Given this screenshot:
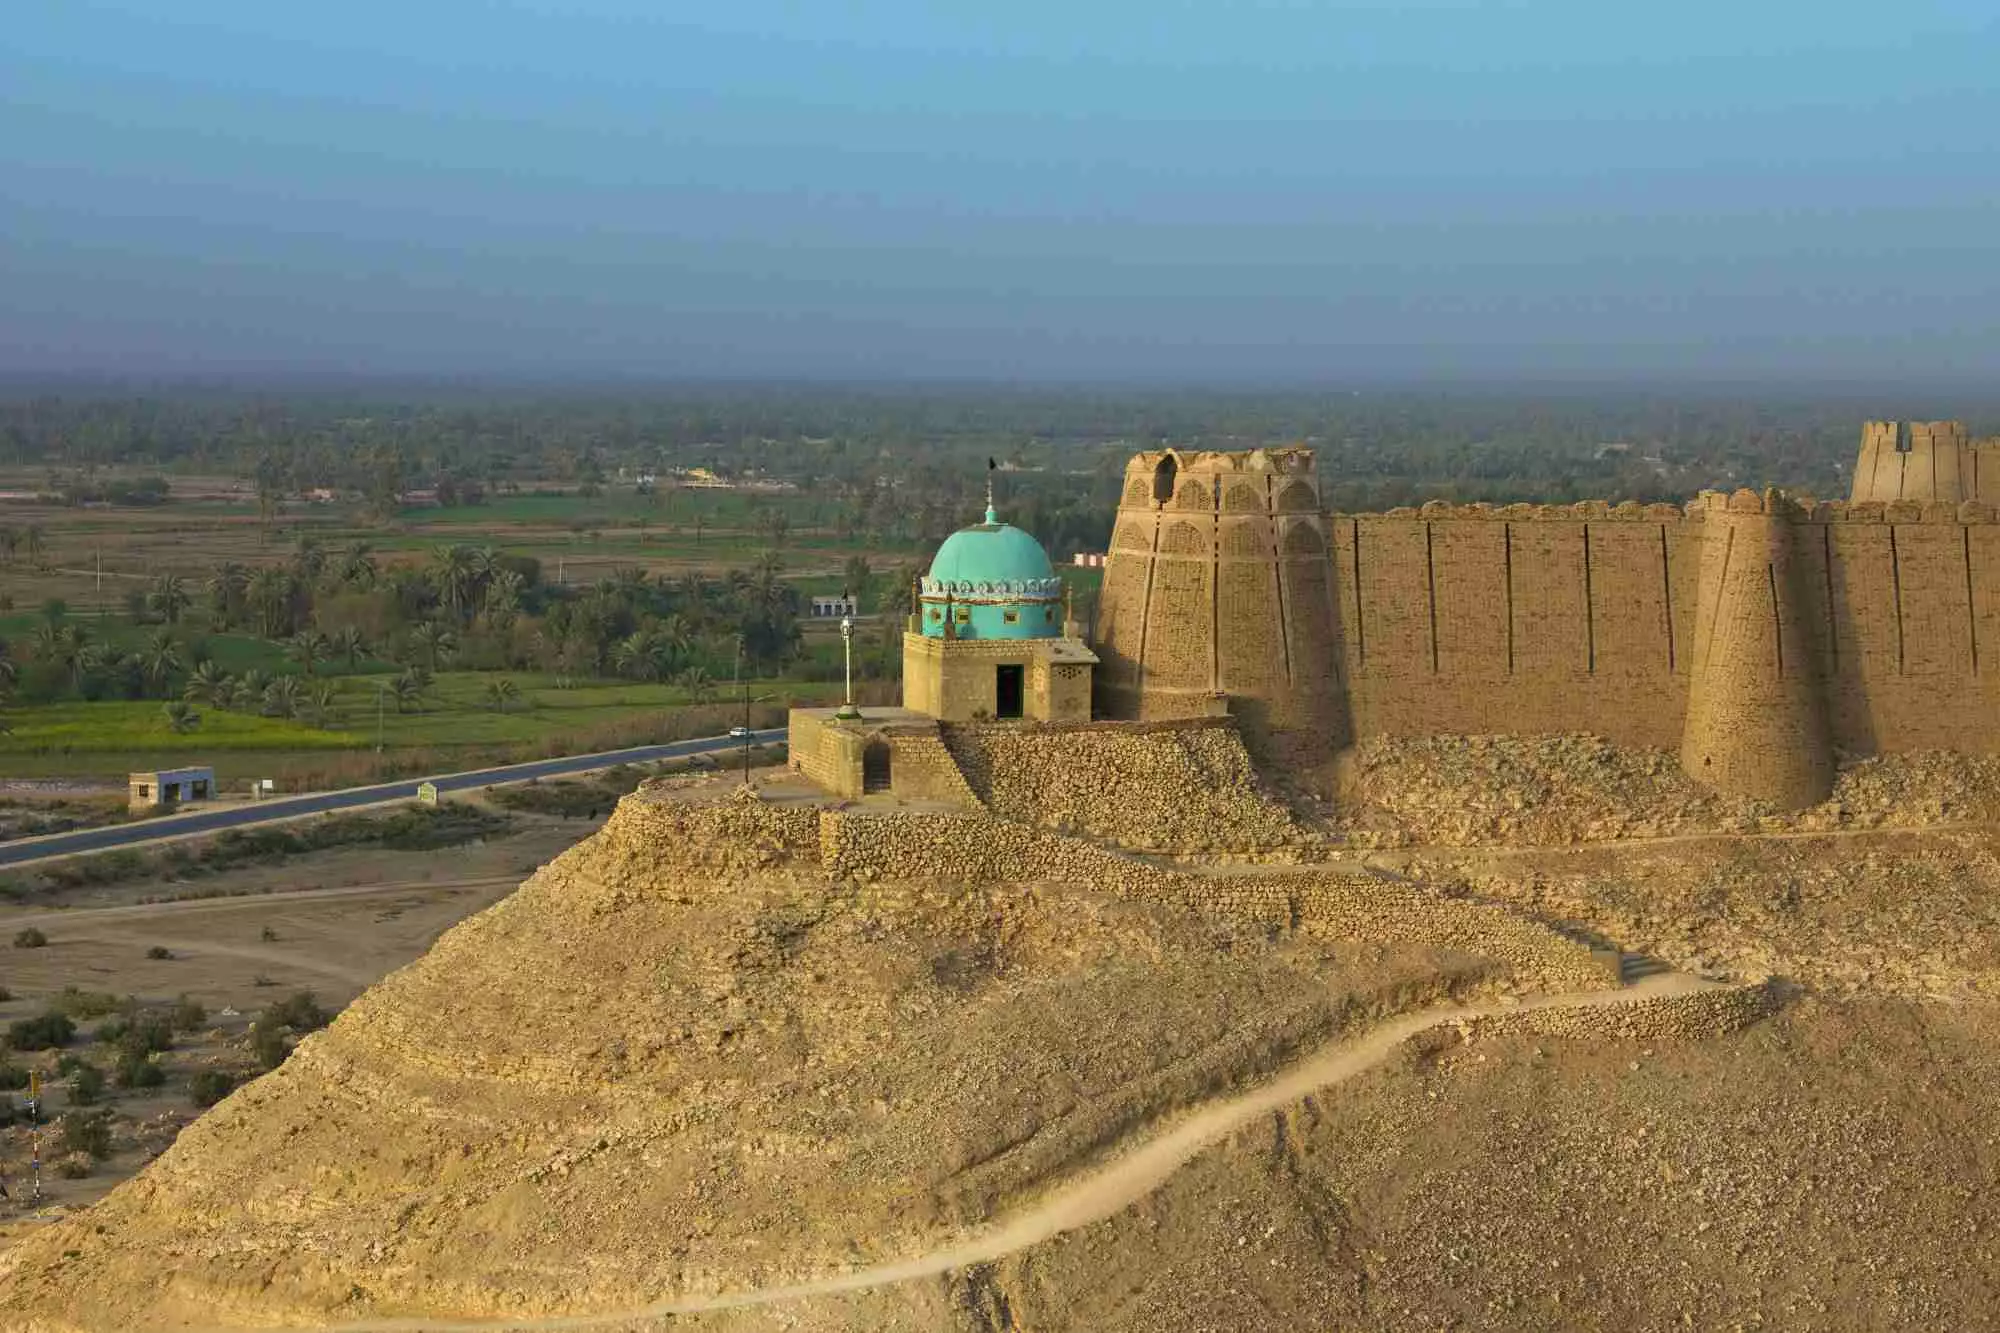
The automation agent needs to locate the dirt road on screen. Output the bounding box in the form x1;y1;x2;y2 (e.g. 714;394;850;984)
306;971;1714;1333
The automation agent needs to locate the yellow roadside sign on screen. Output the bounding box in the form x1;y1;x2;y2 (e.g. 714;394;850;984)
27;1070;39;1099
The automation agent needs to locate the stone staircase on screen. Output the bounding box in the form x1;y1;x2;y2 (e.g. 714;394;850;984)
1620;952;1676;985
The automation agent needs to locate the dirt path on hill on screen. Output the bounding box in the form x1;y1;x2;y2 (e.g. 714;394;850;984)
309;971;1714;1333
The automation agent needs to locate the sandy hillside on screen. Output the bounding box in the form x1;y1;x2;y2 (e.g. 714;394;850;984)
1;755;1997;1333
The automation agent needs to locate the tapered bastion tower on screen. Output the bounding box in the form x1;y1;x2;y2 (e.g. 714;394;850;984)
1091;447;1350;750
1679;489;1836;808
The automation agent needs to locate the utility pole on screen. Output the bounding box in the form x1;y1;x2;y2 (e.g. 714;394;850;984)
375;683;386;754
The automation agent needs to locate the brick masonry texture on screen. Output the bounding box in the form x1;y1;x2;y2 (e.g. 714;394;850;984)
1093;426;2000;809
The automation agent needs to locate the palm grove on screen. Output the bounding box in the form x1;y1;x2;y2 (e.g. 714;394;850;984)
0;536;910;738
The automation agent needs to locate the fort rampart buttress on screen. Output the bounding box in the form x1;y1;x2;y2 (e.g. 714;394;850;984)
1093;427;2000;808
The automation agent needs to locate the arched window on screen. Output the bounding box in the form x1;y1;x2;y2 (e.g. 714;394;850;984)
1152;454;1178;503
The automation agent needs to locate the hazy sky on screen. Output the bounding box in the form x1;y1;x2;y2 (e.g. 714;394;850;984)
4;2;1998;381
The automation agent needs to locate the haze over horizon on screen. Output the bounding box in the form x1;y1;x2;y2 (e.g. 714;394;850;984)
4;2;1997;383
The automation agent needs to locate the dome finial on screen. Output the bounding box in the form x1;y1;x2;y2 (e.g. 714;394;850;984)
985;456;998;524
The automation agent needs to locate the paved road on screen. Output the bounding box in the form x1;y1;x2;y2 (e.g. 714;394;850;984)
0;728;786;869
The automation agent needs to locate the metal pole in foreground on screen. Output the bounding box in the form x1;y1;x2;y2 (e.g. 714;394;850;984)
835;614;860;720
27;1069;41;1203
737;636;750;787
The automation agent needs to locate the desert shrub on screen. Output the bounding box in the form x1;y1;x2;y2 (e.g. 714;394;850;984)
50;987;124;1020
67;1062;106;1105
56;1152;93;1179
0;1060;28;1090
259;925;279;942
12;926;47;949
0;1096;17;1127
266;991;330;1033
113;1054;166;1089
249;1020;290;1071
170;994;207;1033
58;1110;113;1159
189;1069;234;1107
7;1011;76;1051
0;984;12;1001
112;1011;175;1060
144;945;174;960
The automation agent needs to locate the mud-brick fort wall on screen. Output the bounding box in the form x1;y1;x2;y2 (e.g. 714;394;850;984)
1334;501;1698;748
1094;426;2000;808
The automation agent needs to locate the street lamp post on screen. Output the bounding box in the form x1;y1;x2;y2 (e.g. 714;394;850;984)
835;614;861;720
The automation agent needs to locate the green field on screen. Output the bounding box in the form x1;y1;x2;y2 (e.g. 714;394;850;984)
3;700;360;753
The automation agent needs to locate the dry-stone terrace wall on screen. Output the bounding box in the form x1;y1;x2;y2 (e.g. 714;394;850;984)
1463;978;1779;1044
937;717;1306;852
596;791;1614;993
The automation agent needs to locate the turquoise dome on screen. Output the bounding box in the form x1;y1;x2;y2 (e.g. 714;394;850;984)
919;503;1064;640
927;520;1056;586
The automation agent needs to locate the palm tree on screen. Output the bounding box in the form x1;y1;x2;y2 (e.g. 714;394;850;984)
291;534;326;584
676;572;710;622
262;675;303;719
330;625;369;670
655;614;693;670
0;526;16;565
481;568;524;630
430;545;477;623
146;574;192;625
842;554;872;610
409;621;457;672
303;681;340;728
22;524;46;569
236;669;272;707
335;541;378;590
386;670;426;714
135;629;184;696
246;567;296;638
284;630;330;677
481;678;520;713
183;660;232;705
612;630;671;682
206;562;250;629
161;701;201;734
675;664;715;704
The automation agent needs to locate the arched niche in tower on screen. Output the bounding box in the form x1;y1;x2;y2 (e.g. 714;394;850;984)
1152;453;1179;504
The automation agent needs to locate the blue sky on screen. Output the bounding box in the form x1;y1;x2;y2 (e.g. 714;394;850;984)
3;1;1997;380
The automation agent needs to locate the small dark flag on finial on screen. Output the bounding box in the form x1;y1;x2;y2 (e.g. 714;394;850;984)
988;457;997;471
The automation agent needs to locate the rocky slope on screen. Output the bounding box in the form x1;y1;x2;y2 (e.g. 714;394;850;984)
4;762;1998;1333
0;785;1497;1330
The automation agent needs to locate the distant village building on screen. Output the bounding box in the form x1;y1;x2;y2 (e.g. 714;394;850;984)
128;766;215;812
1071;552;1106;568
810;595;858;618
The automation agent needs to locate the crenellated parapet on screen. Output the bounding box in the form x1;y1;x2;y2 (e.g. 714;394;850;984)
1335;500;1688;522
1850;420;2000;504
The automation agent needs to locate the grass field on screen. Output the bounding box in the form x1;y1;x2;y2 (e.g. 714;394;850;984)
3;700;361;752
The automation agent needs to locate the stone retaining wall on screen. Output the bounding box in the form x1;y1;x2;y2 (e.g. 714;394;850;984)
938;718;1306;852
